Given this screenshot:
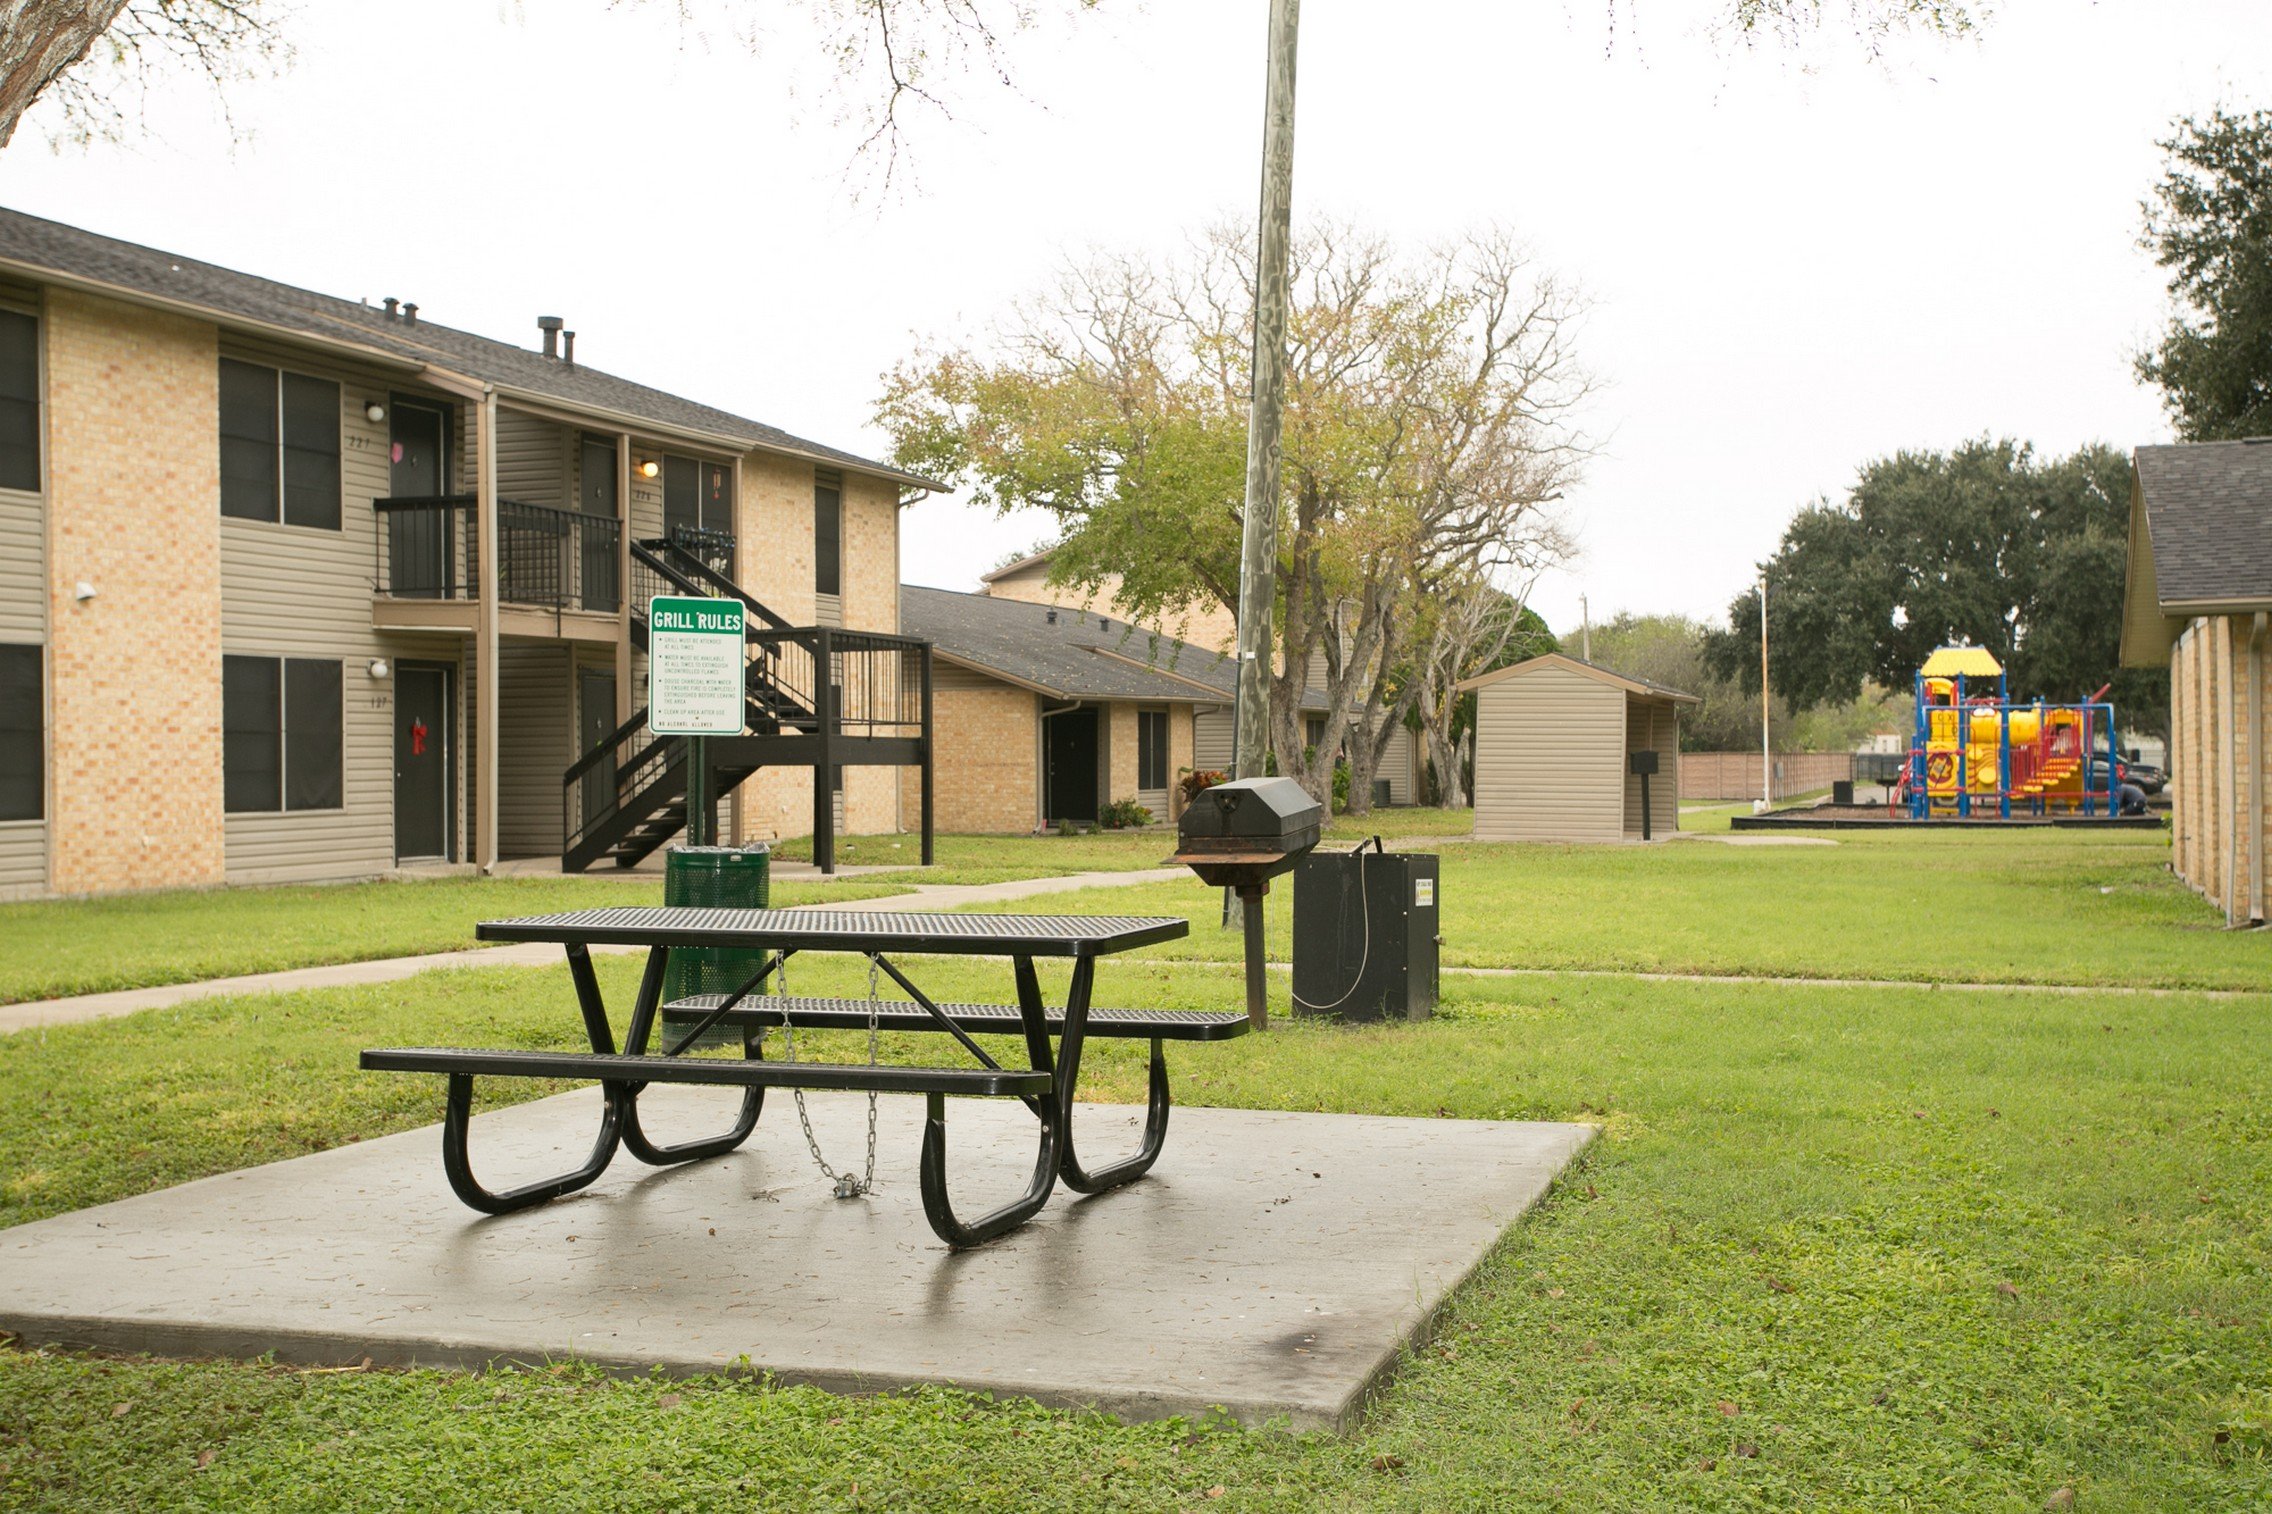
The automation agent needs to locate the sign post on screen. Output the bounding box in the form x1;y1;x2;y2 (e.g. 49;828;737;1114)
647;595;746;848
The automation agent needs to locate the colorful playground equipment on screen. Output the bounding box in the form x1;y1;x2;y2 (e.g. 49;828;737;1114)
1899;645;2120;819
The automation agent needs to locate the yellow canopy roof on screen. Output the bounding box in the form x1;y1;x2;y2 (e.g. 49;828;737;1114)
1920;645;2003;678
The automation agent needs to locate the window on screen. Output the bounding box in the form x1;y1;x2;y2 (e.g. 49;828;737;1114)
662;453;733;537
0;310;37;493
223;655;342;812
0;643;39;821
219;359;341;528
1138;708;1168;791
814;474;842;597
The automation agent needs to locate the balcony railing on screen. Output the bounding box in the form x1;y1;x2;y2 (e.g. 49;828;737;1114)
374;495;621;615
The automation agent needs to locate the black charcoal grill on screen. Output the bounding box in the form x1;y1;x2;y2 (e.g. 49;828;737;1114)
1168;777;1324;1028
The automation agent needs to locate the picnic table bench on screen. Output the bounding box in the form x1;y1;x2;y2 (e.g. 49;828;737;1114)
360;907;1243;1247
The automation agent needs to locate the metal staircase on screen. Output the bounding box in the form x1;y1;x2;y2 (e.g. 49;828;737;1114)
559;533;934;873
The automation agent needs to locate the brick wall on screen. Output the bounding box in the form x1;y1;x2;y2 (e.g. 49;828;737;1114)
1167;702;1194;819
1104;701;1139;808
46;291;226;893
840;470;901;834
984;563;1238;654
912;683;1039;833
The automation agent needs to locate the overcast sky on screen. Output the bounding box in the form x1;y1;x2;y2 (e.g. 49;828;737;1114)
6;0;2267;638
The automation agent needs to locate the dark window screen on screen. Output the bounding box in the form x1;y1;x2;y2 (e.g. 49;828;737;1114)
223;655;282;811
663;455;699;537
284;659;342;810
0;643;39;821
219;359;279;522
280;372;340;529
0;310;38;494
814;480;841;597
1138;710;1168;791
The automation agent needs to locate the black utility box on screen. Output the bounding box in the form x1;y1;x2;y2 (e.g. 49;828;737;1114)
1291;842;1439;1022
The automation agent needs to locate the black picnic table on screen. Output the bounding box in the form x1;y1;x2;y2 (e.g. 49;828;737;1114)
360;907;1245;1247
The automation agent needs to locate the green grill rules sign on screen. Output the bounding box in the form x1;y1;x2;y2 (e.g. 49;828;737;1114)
648;596;745;736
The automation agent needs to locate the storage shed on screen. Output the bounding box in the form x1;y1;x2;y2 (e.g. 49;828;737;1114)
1457;653;1701;842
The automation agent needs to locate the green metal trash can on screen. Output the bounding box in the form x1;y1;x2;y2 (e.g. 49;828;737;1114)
661;845;772;1024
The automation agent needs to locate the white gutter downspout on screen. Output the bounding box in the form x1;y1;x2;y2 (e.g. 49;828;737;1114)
2251;613;2267;924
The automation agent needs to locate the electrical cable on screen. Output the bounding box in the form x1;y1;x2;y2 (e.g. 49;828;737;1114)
1289;836;1382;1012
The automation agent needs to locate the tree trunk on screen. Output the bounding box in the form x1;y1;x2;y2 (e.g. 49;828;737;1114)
1425;721;1468;809
0;1;129;148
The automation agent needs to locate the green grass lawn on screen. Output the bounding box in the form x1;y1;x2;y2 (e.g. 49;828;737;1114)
969;826;2271;992
0;874;907;1006
2;947;2268;1508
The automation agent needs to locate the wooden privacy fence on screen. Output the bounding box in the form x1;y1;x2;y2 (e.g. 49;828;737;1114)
1679;751;1855;801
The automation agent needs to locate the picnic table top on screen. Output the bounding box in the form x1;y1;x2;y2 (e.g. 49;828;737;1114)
473;906;1191;958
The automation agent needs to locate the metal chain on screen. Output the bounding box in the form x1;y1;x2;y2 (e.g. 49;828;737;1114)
771;950;880;1200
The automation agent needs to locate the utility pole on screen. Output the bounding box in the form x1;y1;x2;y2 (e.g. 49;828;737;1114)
1230;0;1301;781
1758;574;1771;813
1580;593;1591;663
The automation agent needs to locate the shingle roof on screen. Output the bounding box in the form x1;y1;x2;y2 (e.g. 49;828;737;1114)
2134;441;2272;608
0;205;938;491
1456;651;1701;703
903;585;1329;709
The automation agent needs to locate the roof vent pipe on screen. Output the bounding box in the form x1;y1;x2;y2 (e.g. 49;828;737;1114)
562;330;575;366
382;297;398;319
1045;608;1057;624
537;315;563;358
402;303;419;325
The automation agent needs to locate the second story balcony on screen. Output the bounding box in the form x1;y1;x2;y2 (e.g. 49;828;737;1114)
372;495;624;641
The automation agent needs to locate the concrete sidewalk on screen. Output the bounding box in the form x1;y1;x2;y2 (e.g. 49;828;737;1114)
0;866;1188;1036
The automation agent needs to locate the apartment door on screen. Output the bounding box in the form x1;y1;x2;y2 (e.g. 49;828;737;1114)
578;436;620;612
394;663;453;861
1043;707;1099;824
579;669;618;830
388;399;453;596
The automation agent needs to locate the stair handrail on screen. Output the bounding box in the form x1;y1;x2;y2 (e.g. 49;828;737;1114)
629;538;793;633
564;704;656;787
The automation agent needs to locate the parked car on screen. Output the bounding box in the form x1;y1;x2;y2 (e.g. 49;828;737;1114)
2089;755;2165;796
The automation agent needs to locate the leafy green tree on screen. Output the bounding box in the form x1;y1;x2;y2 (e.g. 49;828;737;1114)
2137;107;2272;440
879;224;1586;804
1702;440;2167;732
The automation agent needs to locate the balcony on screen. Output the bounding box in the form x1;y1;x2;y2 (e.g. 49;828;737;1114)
373;495;623;641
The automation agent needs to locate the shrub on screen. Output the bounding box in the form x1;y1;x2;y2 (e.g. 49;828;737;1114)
1332;760;1351;814
1099;797;1155;830
1180;768;1227;804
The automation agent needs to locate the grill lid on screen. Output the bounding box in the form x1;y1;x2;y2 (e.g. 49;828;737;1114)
1175;776;1324;844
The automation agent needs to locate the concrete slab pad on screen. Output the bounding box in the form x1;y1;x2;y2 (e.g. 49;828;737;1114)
0;1090;1589;1429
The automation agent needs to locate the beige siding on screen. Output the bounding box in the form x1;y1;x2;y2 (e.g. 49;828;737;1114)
0;489;39;640
0;819;43;896
1379;721;1417;805
2168;612;2272;925
1471;665;1626;842
496;640;571;858
1193;706;1232;772
495;408;568;508
0;481;41;893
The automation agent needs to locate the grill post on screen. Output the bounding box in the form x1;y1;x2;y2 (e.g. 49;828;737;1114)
1239;885;1268;1030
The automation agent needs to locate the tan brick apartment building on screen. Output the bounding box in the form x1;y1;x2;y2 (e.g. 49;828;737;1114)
0;208;937;898
901;586;1289;830
2120;440;2272;924
976;548;1423;805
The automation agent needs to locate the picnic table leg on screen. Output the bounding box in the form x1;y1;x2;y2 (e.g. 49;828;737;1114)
1045;956;1170;1195
433;942;631;1214
614;944;766;1167
917;952;1062;1248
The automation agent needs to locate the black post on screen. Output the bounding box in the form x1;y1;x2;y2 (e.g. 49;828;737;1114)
1639;770;1652;842
1239;884;1269;1031
919;644;935;867
813;627;835;875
